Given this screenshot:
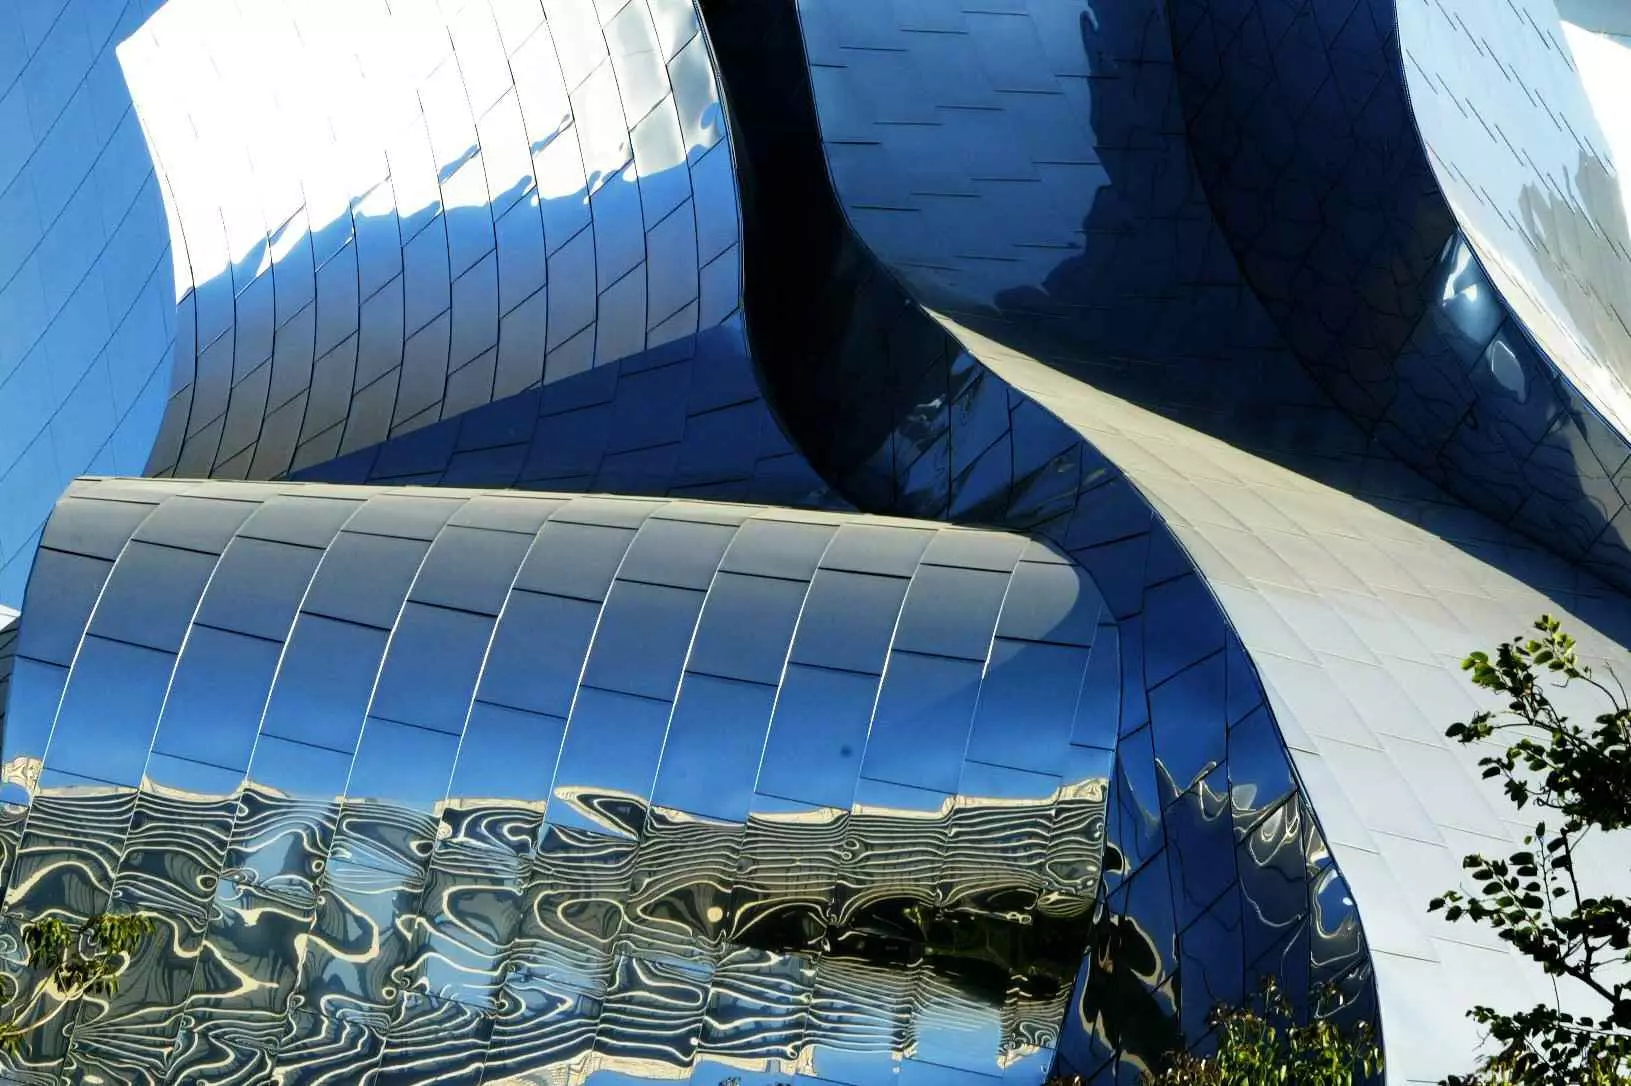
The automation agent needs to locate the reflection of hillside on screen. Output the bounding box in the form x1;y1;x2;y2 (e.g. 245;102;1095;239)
0;778;1105;1082
1516;150;1631;397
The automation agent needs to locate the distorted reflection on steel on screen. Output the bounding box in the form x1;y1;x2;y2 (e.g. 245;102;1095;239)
0;480;1118;1084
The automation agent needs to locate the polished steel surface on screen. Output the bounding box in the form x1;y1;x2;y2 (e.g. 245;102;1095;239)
943;316;1631;1083
774;0;1631;1079
780;0;1631;594
2;479;1112;1084
0;611;15;754
1399;0;1631;436
289;314;842;512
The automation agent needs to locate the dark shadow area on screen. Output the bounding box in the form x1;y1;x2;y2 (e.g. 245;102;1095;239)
1166;0;1455;426
704;0;961;514
291;313;845;512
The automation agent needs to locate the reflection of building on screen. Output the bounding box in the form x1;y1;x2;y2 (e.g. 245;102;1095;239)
0;1;1627;1084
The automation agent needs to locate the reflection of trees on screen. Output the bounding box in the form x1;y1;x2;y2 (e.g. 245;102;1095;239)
1516;149;1631;391
1075;909;1181;1074
0;784;1106;1076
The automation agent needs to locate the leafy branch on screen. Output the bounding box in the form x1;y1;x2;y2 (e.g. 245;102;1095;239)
1043;978;1380;1086
0;912;156;1054
1430;615;1631;1086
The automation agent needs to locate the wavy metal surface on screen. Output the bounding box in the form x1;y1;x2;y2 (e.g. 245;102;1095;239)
121;0;744;484
0;0;1625;1083
1;479;1117;1084
777;0;1631;1080
0;0;176;607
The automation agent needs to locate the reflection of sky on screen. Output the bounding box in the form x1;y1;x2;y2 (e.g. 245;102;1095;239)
1398;0;1631;436
122;2;513;297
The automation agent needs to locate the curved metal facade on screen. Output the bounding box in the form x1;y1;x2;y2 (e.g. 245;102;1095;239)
738;0;1631;1080
0;1;1626;1085
0;0;175;607
123;0;745;483
1398;0;1631;437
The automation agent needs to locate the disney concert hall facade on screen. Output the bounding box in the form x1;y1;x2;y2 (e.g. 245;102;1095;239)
1;0;1630;1083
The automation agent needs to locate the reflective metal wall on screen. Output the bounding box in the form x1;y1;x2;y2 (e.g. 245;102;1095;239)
121;0;744;483
1398;0;1631;438
0;0;176;607
774;0;1631;596
945;317;1631;1084
687;8;1388;1082
774;0;1631;1080
0;0;1627;1084
2;478;1116;1084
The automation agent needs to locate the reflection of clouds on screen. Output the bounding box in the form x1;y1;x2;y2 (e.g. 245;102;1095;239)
1517;149;1631;409
1559;17;1631;233
1399;0;1631;436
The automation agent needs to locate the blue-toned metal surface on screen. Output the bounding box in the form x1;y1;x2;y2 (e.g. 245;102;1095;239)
700;4;1381;1081
1;478;1114;1084
0;0;1625;1083
121;0;747;484
0;0;176;607
292;313;841;511
763;0;1631;1080
0;3;1374;1084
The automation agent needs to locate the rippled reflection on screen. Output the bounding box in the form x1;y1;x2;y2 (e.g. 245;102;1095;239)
0;776;1105;1084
